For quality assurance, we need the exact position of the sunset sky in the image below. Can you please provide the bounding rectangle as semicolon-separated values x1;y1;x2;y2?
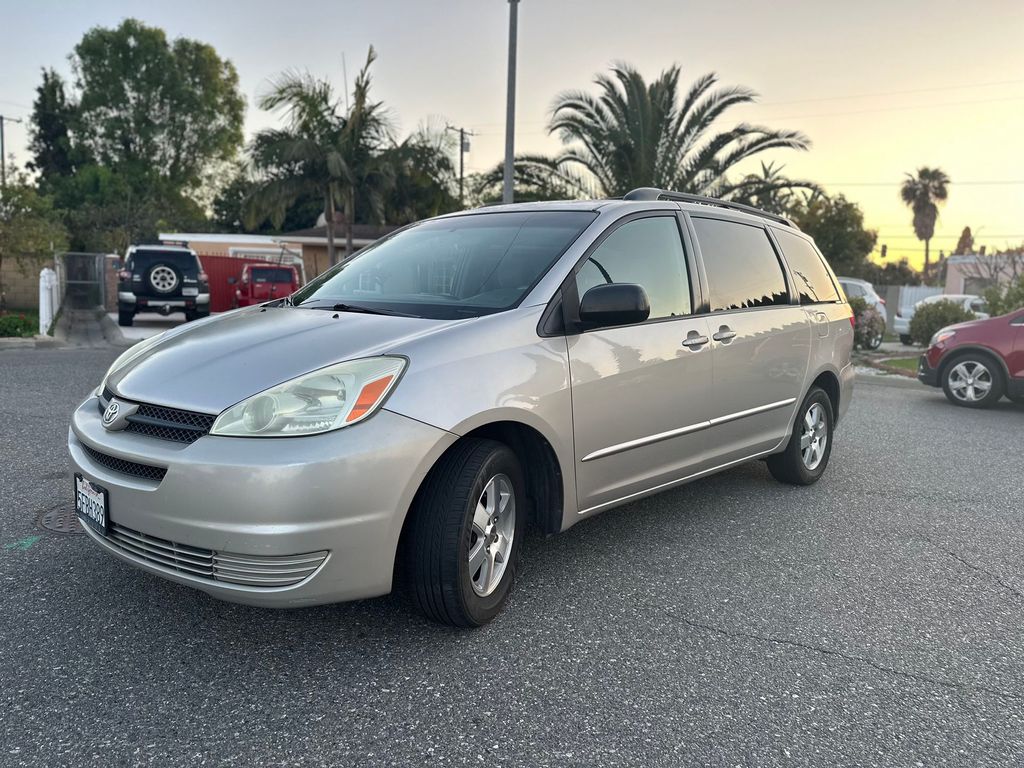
2;0;1022;268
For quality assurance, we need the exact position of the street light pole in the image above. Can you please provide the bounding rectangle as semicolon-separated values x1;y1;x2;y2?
502;0;520;204
445;125;475;207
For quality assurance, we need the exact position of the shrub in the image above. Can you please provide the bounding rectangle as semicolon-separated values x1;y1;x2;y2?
909;299;975;345
849;296;884;349
982;275;1024;317
0;313;38;338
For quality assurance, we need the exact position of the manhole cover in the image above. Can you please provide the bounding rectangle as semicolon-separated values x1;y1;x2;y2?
36;507;84;536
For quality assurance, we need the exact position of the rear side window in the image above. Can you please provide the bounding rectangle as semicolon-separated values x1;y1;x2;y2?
252;268;295;283
691;218;788;312
774;229;840;305
576;216;692;320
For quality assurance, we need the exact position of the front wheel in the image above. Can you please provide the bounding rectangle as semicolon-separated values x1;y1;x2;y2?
941;354;1004;408
406;439;525;627
766;387;834;486
118;309;134;327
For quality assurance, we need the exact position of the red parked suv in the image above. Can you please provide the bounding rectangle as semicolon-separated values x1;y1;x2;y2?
918;307;1024;407
232;264;300;308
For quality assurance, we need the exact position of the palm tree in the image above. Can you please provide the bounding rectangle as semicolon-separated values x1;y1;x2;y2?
247;48;392;265
724;161;821;216
523;63;810;198
900;167;950;277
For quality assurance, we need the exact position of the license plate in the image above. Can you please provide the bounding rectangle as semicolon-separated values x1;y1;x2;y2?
75;474;108;534
182;287;198;296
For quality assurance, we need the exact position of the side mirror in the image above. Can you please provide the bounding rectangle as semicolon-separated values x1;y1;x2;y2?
227;277;237;285
578;283;650;328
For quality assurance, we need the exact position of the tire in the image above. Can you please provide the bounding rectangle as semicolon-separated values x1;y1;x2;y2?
184;310;197;322
118;309;134;327
407;438;525;627
147;263;181;295
899;334;914;346
766;386;834;486
866;331;883;350
941;352;1004;408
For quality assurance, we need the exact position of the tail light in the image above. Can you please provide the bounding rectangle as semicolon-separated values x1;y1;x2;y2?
198;271;208;284
849;315;856;329
118;270;131;280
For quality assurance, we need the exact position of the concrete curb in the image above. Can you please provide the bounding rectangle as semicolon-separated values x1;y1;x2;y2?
98;311;134;348
854;372;921;389
0;334;64;350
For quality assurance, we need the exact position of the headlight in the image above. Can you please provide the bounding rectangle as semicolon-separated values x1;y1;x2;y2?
929;329;956;347
99;332;168;393
210;357;406;437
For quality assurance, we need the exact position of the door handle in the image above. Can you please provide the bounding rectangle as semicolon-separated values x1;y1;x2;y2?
681;333;709;349
712;326;736;342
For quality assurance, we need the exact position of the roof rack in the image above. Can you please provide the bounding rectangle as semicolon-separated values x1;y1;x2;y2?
622;187;796;228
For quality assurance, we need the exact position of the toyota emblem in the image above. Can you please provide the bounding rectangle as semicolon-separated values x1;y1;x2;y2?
102;401;120;425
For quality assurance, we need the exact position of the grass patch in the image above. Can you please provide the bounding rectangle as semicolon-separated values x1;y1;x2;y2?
880;356;918;372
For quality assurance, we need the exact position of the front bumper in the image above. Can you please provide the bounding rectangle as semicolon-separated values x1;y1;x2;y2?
917;354;940;387
69;395;457;607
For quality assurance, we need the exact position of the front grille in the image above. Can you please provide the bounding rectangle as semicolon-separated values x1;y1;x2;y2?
99;522;327;588
82;444;167;482
98;389;216;444
126;403;216;444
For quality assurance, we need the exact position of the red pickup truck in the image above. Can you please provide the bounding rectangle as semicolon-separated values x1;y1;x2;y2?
232;264;300;308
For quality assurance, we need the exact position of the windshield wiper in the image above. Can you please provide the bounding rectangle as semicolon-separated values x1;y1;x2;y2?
328;302;416;317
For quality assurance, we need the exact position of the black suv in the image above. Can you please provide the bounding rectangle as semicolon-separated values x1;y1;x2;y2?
117;245;210;326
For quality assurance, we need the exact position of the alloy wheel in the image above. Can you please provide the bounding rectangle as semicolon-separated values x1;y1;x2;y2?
947;361;992;403
800;403;828;470
468;473;515;597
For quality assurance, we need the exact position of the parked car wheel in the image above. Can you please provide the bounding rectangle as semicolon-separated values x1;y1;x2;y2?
899;334;913;346
865;330;884;350
941;353;1004;408
118;309;134;327
407;438;525;627
766;387;834;486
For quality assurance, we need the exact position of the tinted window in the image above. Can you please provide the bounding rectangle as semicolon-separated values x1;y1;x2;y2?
775;229;840;305
130;250;198;275
251;268;295;283
293;211;596;319
576;216;691;320
692;217;788;312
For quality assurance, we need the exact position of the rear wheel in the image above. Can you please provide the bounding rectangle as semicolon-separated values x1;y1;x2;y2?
118;309;134;327
407;439;524;627
865;330;884;350
766;387;834;486
900;334;913;346
941;353;1004;408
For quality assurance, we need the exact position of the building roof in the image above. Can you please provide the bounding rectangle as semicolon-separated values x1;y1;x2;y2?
278;223;401;247
159;232;297;245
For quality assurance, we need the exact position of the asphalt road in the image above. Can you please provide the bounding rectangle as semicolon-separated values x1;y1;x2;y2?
2;346;1023;767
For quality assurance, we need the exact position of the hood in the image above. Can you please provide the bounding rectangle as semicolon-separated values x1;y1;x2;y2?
110;306;464;413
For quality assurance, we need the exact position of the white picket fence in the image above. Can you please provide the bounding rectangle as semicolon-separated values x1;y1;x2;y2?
38;265;64;336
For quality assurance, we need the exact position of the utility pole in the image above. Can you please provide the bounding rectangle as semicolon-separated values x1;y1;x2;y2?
0;115;23;191
502;0;520;204
445;125;475;207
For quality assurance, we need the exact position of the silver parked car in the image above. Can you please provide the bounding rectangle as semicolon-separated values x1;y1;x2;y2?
894;293;989;345
70;189;855;626
837;277;886;349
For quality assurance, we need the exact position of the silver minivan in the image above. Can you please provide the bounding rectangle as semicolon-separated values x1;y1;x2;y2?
70;189;854;626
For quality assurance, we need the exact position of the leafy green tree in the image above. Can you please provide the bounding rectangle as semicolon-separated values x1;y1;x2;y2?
520;63;809;198
211;164;322;234
900;167;949;279
790;193;877;277
27;68;77;188
71;19;245;188
909;299;975;345
248;48;393;265
469;156;593;205
0;171;68;307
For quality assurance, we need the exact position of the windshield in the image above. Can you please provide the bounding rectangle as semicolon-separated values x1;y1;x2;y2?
292;210;596;319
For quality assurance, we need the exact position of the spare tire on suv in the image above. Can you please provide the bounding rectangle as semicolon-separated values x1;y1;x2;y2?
117;245;210;326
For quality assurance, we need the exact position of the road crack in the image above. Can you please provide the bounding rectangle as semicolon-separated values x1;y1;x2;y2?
920;535;1024;602
661;609;1024;703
